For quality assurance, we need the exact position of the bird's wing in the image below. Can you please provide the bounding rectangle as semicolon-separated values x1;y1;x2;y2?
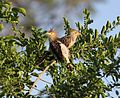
59;36;71;48
57;40;70;63
50;41;63;62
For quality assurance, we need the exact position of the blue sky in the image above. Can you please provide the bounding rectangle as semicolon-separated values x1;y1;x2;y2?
31;0;120;97
92;0;120;35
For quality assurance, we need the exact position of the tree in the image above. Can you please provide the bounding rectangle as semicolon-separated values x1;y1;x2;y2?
0;1;120;98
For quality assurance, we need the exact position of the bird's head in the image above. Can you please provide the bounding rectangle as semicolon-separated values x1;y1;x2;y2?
69;28;81;37
46;28;57;41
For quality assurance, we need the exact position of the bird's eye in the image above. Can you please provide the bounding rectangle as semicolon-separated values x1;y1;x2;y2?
75;32;77;34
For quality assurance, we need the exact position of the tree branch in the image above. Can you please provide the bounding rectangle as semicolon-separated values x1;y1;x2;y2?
28;60;56;95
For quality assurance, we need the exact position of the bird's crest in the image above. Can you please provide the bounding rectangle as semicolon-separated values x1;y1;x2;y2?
49;28;55;32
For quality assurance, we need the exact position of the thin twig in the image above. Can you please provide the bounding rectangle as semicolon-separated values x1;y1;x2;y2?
39;78;52;84
28;60;56;95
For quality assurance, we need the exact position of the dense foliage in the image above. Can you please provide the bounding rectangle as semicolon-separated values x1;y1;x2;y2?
0;1;120;98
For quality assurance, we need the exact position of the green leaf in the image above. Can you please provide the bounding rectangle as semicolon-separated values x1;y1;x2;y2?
18;7;27;16
114;34;118;40
3;4;10;8
31;72;38;77
83;8;89;15
117;16;120;22
101;26;106;35
76;22;82;30
5;1;12;5
0;23;4;31
115;90;119;95
87;19;93;24
63;17;70;34
108;36;113;42
95;29;98;40
18;71;24;78
86;12;90;19
106;21;111;28
12;7;19;12
89;34;92;43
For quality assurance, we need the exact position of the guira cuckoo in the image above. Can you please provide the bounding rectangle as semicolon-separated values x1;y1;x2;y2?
46;29;70;64
59;28;81;48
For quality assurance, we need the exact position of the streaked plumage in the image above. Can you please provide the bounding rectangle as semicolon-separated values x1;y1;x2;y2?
59;28;81;48
46;29;70;64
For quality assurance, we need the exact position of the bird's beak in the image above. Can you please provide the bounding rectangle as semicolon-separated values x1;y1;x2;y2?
46;32;51;35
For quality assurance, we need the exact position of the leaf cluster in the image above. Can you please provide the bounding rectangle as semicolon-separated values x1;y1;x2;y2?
0;0;26;31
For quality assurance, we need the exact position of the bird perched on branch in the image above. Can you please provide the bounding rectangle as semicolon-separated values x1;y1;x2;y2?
46;29;71;65
59;28;81;48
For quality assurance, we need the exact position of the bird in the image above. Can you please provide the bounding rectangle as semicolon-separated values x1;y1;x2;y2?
46;29;72;70
46;29;70;62
59;28;81;48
